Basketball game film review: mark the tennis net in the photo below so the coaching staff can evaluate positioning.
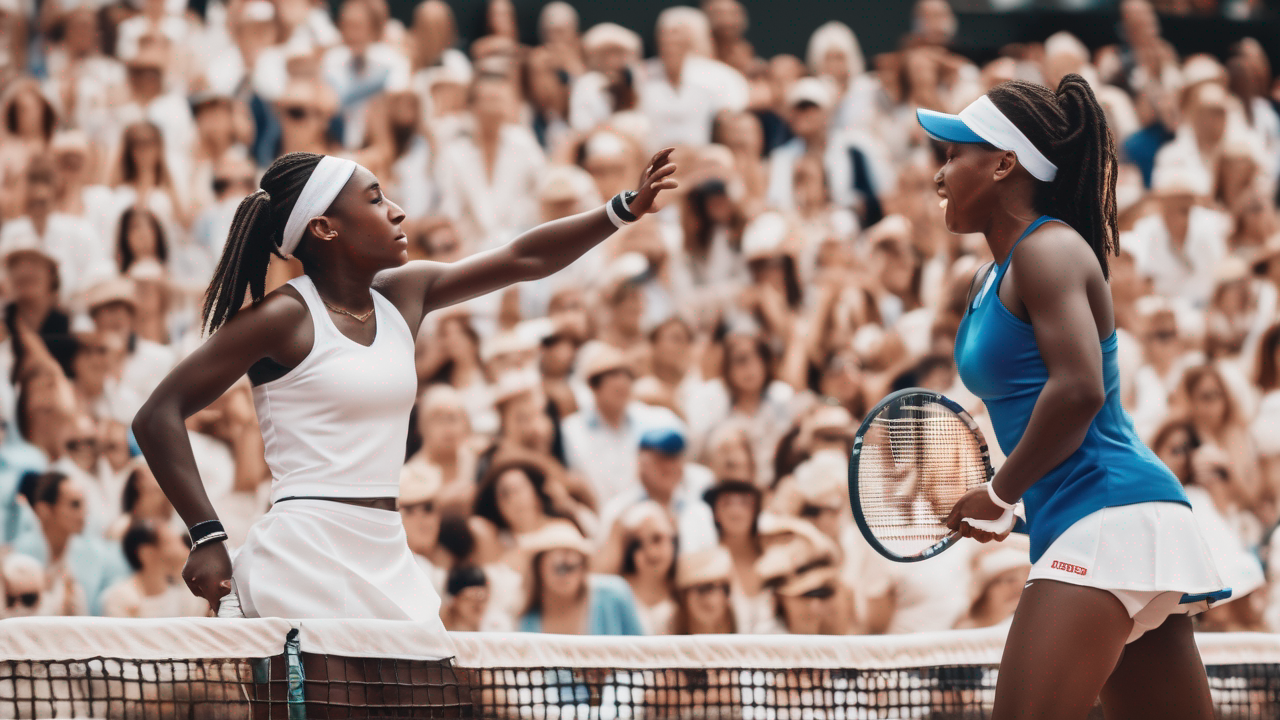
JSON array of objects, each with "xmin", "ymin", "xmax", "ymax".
[{"xmin": 1, "ymin": 617, "xmax": 1278, "ymax": 719}]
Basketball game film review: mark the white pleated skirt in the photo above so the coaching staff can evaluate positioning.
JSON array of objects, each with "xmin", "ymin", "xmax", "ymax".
[
  {"xmin": 1026, "ymin": 501, "xmax": 1230, "ymax": 644},
  {"xmin": 231, "ymin": 499, "xmax": 446, "ymax": 628}
]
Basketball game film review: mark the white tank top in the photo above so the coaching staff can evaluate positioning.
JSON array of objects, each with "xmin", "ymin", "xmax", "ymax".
[{"xmin": 252, "ymin": 275, "xmax": 417, "ymax": 503}]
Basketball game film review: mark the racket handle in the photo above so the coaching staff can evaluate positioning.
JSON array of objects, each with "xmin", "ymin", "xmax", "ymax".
[
  {"xmin": 961, "ymin": 505, "xmax": 1017, "ymax": 535},
  {"xmin": 217, "ymin": 581, "xmax": 246, "ymax": 618}
]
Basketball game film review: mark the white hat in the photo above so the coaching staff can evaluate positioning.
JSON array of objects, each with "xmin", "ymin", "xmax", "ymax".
[
  {"xmin": 128, "ymin": 257, "xmax": 166, "ymax": 282},
  {"xmin": 741, "ymin": 212, "xmax": 790, "ymax": 260},
  {"xmin": 538, "ymin": 164, "xmax": 596, "ymax": 204},
  {"xmin": 0, "ymin": 227, "xmax": 57, "ymax": 266},
  {"xmin": 1181, "ymin": 55, "xmax": 1227, "ymax": 90},
  {"xmin": 241, "ymin": 0, "xmax": 275, "ymax": 22},
  {"xmin": 675, "ymin": 546, "xmax": 733, "ymax": 590},
  {"xmin": 584, "ymin": 131, "xmax": 630, "ymax": 161},
  {"xmin": 519, "ymin": 519, "xmax": 591, "ymax": 556},
  {"xmin": 582, "ymin": 22, "xmax": 642, "ymax": 55},
  {"xmin": 601, "ymin": 252, "xmax": 650, "ymax": 291},
  {"xmin": 786, "ymin": 76, "xmax": 834, "ymax": 111},
  {"xmin": 85, "ymin": 276, "xmax": 138, "ymax": 311},
  {"xmin": 419, "ymin": 383, "xmax": 465, "ymax": 414},
  {"xmin": 399, "ymin": 462, "xmax": 442, "ymax": 506},
  {"xmin": 809, "ymin": 404, "xmax": 855, "ymax": 434},
  {"xmin": 578, "ymin": 342, "xmax": 631, "ymax": 381},
  {"xmin": 481, "ymin": 330, "xmax": 536, "ymax": 364},
  {"xmin": 491, "ymin": 368, "xmax": 542, "ymax": 407},
  {"xmin": 1044, "ymin": 31, "xmax": 1089, "ymax": 62},
  {"xmin": 1151, "ymin": 163, "xmax": 1212, "ymax": 198},
  {"xmin": 793, "ymin": 450, "xmax": 848, "ymax": 507},
  {"xmin": 776, "ymin": 565, "xmax": 840, "ymax": 597}
]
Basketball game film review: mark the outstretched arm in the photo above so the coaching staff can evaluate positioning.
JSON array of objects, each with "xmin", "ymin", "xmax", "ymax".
[{"xmin": 377, "ymin": 149, "xmax": 678, "ymax": 326}]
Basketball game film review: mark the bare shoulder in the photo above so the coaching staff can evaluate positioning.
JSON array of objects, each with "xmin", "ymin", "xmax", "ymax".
[
  {"xmin": 1011, "ymin": 221, "xmax": 1102, "ymax": 291},
  {"xmin": 373, "ymin": 261, "xmax": 447, "ymax": 329},
  {"xmin": 203, "ymin": 283, "xmax": 313, "ymax": 368}
]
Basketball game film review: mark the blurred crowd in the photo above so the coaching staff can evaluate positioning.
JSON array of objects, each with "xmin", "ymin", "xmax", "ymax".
[{"xmin": 0, "ymin": 0, "xmax": 1277, "ymax": 640}]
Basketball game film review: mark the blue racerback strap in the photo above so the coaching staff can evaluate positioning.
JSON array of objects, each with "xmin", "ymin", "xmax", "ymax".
[{"xmin": 1000, "ymin": 216, "xmax": 1062, "ymax": 270}]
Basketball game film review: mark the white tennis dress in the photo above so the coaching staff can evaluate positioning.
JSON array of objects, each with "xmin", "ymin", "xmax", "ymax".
[{"xmin": 231, "ymin": 275, "xmax": 448, "ymax": 639}]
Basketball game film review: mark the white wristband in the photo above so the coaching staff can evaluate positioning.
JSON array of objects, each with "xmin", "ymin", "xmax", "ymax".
[
  {"xmin": 986, "ymin": 481, "xmax": 1016, "ymax": 511},
  {"xmin": 604, "ymin": 200, "xmax": 630, "ymax": 229}
]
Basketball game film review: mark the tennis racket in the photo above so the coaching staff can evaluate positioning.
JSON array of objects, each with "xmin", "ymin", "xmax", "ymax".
[{"xmin": 849, "ymin": 388, "xmax": 1014, "ymax": 562}]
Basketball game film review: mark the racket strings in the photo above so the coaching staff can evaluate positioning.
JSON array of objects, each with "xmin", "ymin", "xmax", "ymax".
[{"xmin": 856, "ymin": 398, "xmax": 989, "ymax": 558}]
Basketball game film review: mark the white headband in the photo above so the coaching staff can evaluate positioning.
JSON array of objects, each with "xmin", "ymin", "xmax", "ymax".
[
  {"xmin": 279, "ymin": 156, "xmax": 358, "ymax": 258},
  {"xmin": 958, "ymin": 96, "xmax": 1058, "ymax": 182}
]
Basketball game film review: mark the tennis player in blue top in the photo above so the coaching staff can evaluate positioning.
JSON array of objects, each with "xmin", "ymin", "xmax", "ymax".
[{"xmin": 919, "ymin": 75, "xmax": 1230, "ymax": 719}]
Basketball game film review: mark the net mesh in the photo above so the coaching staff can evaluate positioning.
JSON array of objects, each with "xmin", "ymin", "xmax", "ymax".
[
  {"xmin": 2, "ymin": 619, "xmax": 1279, "ymax": 719},
  {"xmin": 854, "ymin": 394, "xmax": 991, "ymax": 558}
]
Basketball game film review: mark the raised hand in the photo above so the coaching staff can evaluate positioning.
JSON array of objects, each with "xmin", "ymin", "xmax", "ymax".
[{"xmin": 627, "ymin": 148, "xmax": 679, "ymax": 217}]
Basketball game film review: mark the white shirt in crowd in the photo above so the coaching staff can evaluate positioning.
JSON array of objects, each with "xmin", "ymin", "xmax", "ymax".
[
  {"xmin": 638, "ymin": 56, "xmax": 748, "ymax": 152},
  {"xmin": 560, "ymin": 400, "xmax": 685, "ymax": 504},
  {"xmin": 1124, "ymin": 207, "xmax": 1230, "ymax": 313},
  {"xmin": 322, "ymin": 43, "xmax": 412, "ymax": 150},
  {"xmin": 436, "ymin": 124, "xmax": 546, "ymax": 249},
  {"xmin": 100, "ymin": 576, "xmax": 209, "ymax": 618},
  {"xmin": 0, "ymin": 215, "xmax": 108, "ymax": 304}
]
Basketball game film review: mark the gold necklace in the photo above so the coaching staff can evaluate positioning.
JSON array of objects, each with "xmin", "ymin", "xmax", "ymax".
[{"xmin": 321, "ymin": 297, "xmax": 375, "ymax": 323}]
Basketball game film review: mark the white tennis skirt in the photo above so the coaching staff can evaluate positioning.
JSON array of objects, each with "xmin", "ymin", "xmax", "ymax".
[
  {"xmin": 1026, "ymin": 501, "xmax": 1230, "ymax": 644},
  {"xmin": 231, "ymin": 498, "xmax": 446, "ymax": 626}
]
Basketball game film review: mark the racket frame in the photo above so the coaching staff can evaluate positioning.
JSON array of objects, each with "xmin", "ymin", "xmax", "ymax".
[{"xmin": 848, "ymin": 387, "xmax": 996, "ymax": 563}]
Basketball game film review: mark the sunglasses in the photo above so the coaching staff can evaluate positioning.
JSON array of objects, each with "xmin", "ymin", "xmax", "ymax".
[
  {"xmin": 212, "ymin": 177, "xmax": 253, "ymax": 195},
  {"xmin": 67, "ymin": 438, "xmax": 99, "ymax": 452},
  {"xmin": 550, "ymin": 560, "xmax": 584, "ymax": 576},
  {"xmin": 401, "ymin": 500, "xmax": 435, "ymax": 514},
  {"xmin": 283, "ymin": 106, "xmax": 314, "ymax": 121},
  {"xmin": 801, "ymin": 585, "xmax": 837, "ymax": 600},
  {"xmin": 6, "ymin": 592, "xmax": 39, "ymax": 608},
  {"xmin": 799, "ymin": 504, "xmax": 839, "ymax": 519},
  {"xmin": 1147, "ymin": 329, "xmax": 1178, "ymax": 342},
  {"xmin": 689, "ymin": 582, "xmax": 730, "ymax": 597}
]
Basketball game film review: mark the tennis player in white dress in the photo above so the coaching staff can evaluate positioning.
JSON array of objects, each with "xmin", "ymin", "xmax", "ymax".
[{"xmin": 132, "ymin": 150, "xmax": 676, "ymax": 650}]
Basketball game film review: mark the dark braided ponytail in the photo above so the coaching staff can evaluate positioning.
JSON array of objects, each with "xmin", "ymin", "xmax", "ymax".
[
  {"xmin": 987, "ymin": 74, "xmax": 1119, "ymax": 279},
  {"xmin": 202, "ymin": 152, "xmax": 324, "ymax": 335}
]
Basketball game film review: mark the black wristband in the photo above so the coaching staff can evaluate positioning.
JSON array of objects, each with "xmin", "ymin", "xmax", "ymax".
[
  {"xmin": 189, "ymin": 520, "xmax": 226, "ymax": 545},
  {"xmin": 611, "ymin": 193, "xmax": 638, "ymax": 223}
]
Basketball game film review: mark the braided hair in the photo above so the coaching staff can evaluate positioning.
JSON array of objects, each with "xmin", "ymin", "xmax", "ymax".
[
  {"xmin": 987, "ymin": 74, "xmax": 1119, "ymax": 279},
  {"xmin": 202, "ymin": 152, "xmax": 323, "ymax": 335}
]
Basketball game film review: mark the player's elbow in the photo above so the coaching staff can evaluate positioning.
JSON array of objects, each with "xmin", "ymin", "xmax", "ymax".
[{"xmin": 1061, "ymin": 381, "xmax": 1106, "ymax": 416}]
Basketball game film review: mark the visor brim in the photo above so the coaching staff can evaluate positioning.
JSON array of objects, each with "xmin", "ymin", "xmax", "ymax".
[{"xmin": 916, "ymin": 108, "xmax": 987, "ymax": 145}]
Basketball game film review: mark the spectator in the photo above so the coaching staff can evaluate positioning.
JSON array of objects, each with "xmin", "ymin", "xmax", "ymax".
[
  {"xmin": 560, "ymin": 343, "xmax": 682, "ymax": 502},
  {"xmin": 471, "ymin": 455, "xmax": 581, "ymax": 569},
  {"xmin": 954, "ymin": 545, "xmax": 1031, "ymax": 630},
  {"xmin": 440, "ymin": 564, "xmax": 510, "ymax": 631},
  {"xmin": 597, "ymin": 425, "xmax": 716, "ymax": 557},
  {"xmin": 399, "ymin": 456, "xmax": 447, "ymax": 593},
  {"xmin": 1171, "ymin": 364, "xmax": 1262, "ymax": 516},
  {"xmin": 518, "ymin": 519, "xmax": 644, "ymax": 635},
  {"xmin": 100, "ymin": 519, "xmax": 207, "ymax": 617},
  {"xmin": 0, "ymin": 156, "xmax": 103, "ymax": 303},
  {"xmin": 639, "ymin": 6, "xmax": 748, "ymax": 151},
  {"xmin": 671, "ymin": 545, "xmax": 736, "ymax": 634},
  {"xmin": 608, "ymin": 500, "xmax": 678, "ymax": 635},
  {"xmin": 403, "ymin": 384, "xmax": 480, "ymax": 515},
  {"xmin": 436, "ymin": 73, "xmax": 545, "ymax": 250},
  {"xmin": 766, "ymin": 77, "xmax": 883, "ymax": 225},
  {"xmin": 13, "ymin": 471, "xmax": 128, "ymax": 615},
  {"xmin": 1, "ymin": 552, "xmax": 66, "ymax": 617}
]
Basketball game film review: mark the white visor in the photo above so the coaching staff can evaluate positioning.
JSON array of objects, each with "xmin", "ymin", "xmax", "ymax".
[{"xmin": 917, "ymin": 95, "xmax": 1059, "ymax": 183}]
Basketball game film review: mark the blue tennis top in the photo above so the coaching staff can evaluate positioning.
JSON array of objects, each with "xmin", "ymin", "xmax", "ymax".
[{"xmin": 954, "ymin": 216, "xmax": 1190, "ymax": 564}]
